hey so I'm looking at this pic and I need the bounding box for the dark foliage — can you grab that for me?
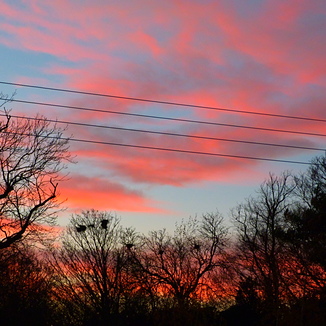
[0,245,55,326]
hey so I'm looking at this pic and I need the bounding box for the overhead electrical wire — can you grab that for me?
[1,80,326,123]
[1,98,326,138]
[0,81,323,166]
[3,113,325,153]
[1,130,311,165]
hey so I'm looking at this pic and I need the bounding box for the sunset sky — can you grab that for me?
[0,0,325,233]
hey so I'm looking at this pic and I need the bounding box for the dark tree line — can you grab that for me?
[47,210,228,326]
[0,106,325,325]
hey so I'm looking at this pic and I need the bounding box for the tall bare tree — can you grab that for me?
[233,173,297,325]
[0,110,71,248]
[50,210,136,325]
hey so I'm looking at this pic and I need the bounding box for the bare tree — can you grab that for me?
[233,173,297,325]
[129,212,228,308]
[0,110,71,249]
[50,210,136,325]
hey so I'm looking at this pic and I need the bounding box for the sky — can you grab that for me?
[0,0,326,233]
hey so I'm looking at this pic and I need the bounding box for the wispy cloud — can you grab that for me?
[59,174,165,213]
[1,0,325,215]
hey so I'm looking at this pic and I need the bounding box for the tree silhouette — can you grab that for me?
[291,155,326,271]
[0,111,71,249]
[233,173,297,325]
[129,212,228,308]
[50,210,141,325]
[0,243,55,326]
[280,155,326,300]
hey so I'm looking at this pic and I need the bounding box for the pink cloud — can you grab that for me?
[2,0,325,191]
[59,174,166,213]
[212,0,326,84]
[69,130,297,187]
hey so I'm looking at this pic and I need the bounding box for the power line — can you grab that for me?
[69,138,311,165]
[2,98,326,138]
[2,130,311,165]
[4,113,325,153]
[1,80,326,123]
